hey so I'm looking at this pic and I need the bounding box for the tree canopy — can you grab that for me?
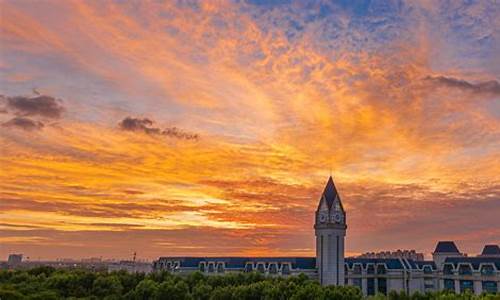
[0,267,497,300]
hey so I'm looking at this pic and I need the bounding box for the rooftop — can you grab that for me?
[434,241,460,254]
[481,245,500,256]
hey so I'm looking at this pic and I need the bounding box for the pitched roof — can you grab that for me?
[321,176,343,210]
[481,245,500,255]
[434,241,460,253]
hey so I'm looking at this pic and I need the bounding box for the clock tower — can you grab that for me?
[314,176,347,286]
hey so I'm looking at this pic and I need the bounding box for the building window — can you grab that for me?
[244,263,253,272]
[424,278,434,289]
[282,264,291,275]
[423,266,433,274]
[443,264,454,275]
[458,265,472,276]
[482,281,497,294]
[444,279,455,291]
[367,278,375,296]
[352,278,362,290]
[353,264,362,275]
[257,263,265,273]
[480,265,494,276]
[269,263,277,274]
[199,263,205,273]
[217,263,224,273]
[367,265,375,275]
[376,265,386,275]
[459,280,474,293]
[208,263,215,273]
[377,278,387,295]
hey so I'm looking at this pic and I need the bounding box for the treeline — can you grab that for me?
[0,267,498,300]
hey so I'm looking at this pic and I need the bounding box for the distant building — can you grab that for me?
[7,254,23,267]
[153,176,500,295]
[358,250,424,261]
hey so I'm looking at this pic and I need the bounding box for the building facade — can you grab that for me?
[153,176,500,295]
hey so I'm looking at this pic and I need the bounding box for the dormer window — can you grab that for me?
[217,263,224,273]
[367,264,375,274]
[244,263,253,272]
[423,265,433,274]
[481,265,494,276]
[353,264,362,274]
[443,264,454,275]
[458,265,472,275]
[282,264,291,275]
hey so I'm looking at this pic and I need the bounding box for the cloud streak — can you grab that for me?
[2,117,44,131]
[425,76,500,95]
[3,94,64,118]
[119,117,199,140]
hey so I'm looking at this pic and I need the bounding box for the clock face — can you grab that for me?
[319,212,328,223]
[332,212,343,223]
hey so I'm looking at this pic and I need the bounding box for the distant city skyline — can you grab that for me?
[1,1,499,260]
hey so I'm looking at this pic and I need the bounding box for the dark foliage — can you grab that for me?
[0,267,497,299]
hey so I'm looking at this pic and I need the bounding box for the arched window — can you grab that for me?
[199,263,205,273]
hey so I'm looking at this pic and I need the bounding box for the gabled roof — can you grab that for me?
[434,241,460,253]
[320,176,343,210]
[481,245,500,255]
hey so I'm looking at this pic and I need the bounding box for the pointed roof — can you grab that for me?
[321,176,343,210]
[481,245,500,256]
[433,241,460,254]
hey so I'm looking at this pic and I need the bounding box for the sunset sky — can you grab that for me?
[0,0,499,261]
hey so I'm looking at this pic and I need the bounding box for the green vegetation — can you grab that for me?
[0,267,498,300]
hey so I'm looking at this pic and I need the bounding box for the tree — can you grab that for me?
[92,275,123,298]
[134,279,159,300]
